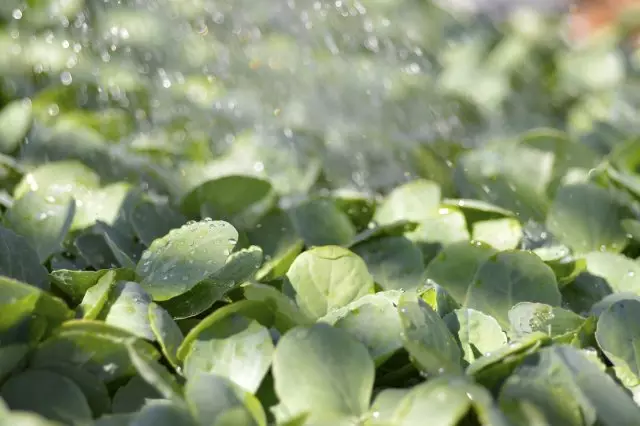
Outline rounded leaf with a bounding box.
[286,246,374,319]
[136,220,238,301]
[272,324,374,423]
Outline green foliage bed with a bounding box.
[1,0,640,425]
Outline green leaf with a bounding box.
[4,191,75,263]
[398,292,462,376]
[444,308,507,364]
[286,245,374,319]
[103,281,155,340]
[272,323,374,424]
[498,346,596,426]
[424,241,497,305]
[30,320,160,383]
[0,369,92,425]
[546,183,627,254]
[288,198,356,247]
[0,344,29,383]
[247,208,303,281]
[352,236,424,291]
[319,291,404,364]
[0,276,72,345]
[441,198,515,224]
[112,375,160,414]
[508,302,587,341]
[148,302,184,369]
[185,374,266,426]
[181,311,274,393]
[407,207,471,261]
[0,99,32,154]
[349,220,419,248]
[374,179,441,224]
[126,340,183,402]
[49,270,108,305]
[131,400,197,426]
[130,197,187,246]
[471,218,522,251]
[80,270,118,320]
[581,251,640,295]
[391,377,507,426]
[467,332,550,392]
[0,225,50,290]
[465,251,562,328]
[39,364,111,418]
[181,175,276,230]
[596,299,640,387]
[243,283,312,332]
[136,219,238,301]
[161,245,263,319]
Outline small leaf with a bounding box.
[148,302,184,369]
[286,246,374,319]
[471,218,522,251]
[103,281,155,340]
[397,292,462,376]
[374,179,441,224]
[596,299,640,387]
[0,99,33,154]
[0,225,50,290]
[444,308,507,364]
[136,220,238,301]
[126,340,183,402]
[4,191,75,262]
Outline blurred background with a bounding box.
[0,0,638,200]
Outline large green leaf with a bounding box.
[465,251,562,328]
[180,304,274,393]
[286,246,374,319]
[136,219,238,301]
[272,323,374,424]
[161,245,263,319]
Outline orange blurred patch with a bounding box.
[568,0,640,44]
